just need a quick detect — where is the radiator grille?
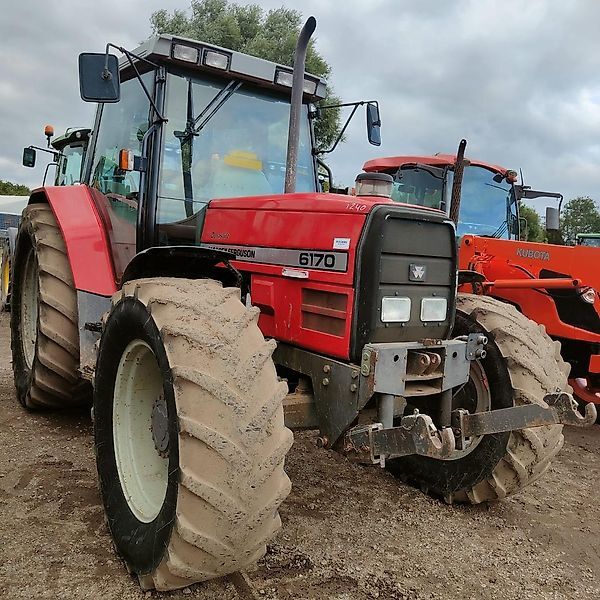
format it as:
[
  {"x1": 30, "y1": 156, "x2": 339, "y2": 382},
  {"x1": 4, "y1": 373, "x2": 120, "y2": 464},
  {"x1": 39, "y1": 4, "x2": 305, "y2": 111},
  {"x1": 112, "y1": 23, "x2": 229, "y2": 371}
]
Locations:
[{"x1": 352, "y1": 205, "x2": 456, "y2": 361}]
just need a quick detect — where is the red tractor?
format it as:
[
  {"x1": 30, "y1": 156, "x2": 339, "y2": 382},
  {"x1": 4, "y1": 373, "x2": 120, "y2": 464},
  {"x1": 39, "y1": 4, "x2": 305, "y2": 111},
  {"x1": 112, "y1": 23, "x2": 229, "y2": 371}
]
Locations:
[
  {"x1": 363, "y1": 146, "x2": 600, "y2": 407},
  {"x1": 10, "y1": 21, "x2": 593, "y2": 591}
]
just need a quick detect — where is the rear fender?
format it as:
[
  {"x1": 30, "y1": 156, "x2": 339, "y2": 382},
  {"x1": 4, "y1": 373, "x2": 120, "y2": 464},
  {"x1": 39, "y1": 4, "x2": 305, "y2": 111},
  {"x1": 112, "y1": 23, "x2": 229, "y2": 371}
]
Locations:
[{"x1": 28, "y1": 187, "x2": 117, "y2": 296}]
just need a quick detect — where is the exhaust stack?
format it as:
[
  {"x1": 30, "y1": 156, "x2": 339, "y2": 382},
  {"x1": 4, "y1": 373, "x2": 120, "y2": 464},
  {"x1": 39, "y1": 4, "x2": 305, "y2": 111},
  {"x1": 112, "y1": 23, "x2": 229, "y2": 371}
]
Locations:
[
  {"x1": 284, "y1": 16, "x2": 317, "y2": 194},
  {"x1": 449, "y1": 138, "x2": 467, "y2": 225}
]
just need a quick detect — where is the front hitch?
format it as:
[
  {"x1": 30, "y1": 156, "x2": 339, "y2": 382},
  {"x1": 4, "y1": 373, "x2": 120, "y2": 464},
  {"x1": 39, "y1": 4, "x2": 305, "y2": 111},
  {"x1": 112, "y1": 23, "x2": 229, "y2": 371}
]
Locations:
[
  {"x1": 344, "y1": 414, "x2": 456, "y2": 467},
  {"x1": 344, "y1": 392, "x2": 596, "y2": 466}
]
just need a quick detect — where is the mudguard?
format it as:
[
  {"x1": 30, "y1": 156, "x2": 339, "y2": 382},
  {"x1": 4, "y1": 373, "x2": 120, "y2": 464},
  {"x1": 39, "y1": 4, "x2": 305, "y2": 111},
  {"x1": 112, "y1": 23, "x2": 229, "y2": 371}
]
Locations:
[{"x1": 29, "y1": 186, "x2": 117, "y2": 296}]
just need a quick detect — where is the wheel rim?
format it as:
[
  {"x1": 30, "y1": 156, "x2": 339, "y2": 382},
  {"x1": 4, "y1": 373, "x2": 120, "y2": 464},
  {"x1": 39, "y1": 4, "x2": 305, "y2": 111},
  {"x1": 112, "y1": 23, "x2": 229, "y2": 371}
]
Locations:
[
  {"x1": 445, "y1": 360, "x2": 492, "y2": 460},
  {"x1": 20, "y1": 250, "x2": 39, "y2": 369},
  {"x1": 113, "y1": 339, "x2": 169, "y2": 523}
]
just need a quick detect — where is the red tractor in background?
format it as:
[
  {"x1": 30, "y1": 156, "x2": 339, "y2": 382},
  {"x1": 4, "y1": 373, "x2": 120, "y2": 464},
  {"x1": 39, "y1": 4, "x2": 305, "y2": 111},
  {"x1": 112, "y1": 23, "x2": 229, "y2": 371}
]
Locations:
[
  {"x1": 363, "y1": 147, "x2": 600, "y2": 407},
  {"x1": 9, "y1": 20, "x2": 594, "y2": 591}
]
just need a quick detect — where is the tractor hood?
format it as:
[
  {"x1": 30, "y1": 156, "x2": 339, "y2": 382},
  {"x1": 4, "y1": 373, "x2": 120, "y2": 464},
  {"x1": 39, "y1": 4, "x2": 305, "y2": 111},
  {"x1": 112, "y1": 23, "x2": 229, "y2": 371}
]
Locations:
[{"x1": 207, "y1": 191, "x2": 444, "y2": 216}]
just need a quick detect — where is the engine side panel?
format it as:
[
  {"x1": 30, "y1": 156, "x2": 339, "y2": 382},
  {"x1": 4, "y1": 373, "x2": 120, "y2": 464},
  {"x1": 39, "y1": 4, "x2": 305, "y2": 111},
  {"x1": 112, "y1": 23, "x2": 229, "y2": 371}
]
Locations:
[{"x1": 201, "y1": 202, "x2": 367, "y2": 359}]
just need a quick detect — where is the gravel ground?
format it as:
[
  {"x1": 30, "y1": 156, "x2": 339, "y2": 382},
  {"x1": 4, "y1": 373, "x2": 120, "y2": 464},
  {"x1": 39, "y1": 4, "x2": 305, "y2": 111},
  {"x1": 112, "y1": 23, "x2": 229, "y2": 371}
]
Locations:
[{"x1": 0, "y1": 310, "x2": 598, "y2": 600}]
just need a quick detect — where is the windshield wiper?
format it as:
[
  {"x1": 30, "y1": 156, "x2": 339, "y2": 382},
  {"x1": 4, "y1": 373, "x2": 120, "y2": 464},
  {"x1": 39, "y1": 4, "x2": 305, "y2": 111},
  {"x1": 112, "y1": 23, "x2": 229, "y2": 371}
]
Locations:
[{"x1": 173, "y1": 78, "x2": 243, "y2": 216}]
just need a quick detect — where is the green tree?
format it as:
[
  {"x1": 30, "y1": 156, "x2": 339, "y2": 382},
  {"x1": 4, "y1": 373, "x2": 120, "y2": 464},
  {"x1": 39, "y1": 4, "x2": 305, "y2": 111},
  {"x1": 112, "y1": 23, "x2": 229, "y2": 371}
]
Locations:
[
  {"x1": 560, "y1": 196, "x2": 600, "y2": 244},
  {"x1": 518, "y1": 202, "x2": 545, "y2": 242},
  {"x1": 150, "y1": 0, "x2": 341, "y2": 150},
  {"x1": 0, "y1": 180, "x2": 30, "y2": 196}
]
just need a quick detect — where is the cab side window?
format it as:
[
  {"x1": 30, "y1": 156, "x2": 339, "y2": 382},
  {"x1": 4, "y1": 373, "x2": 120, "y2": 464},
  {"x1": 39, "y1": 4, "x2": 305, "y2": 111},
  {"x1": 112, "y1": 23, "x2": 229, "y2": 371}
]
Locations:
[{"x1": 89, "y1": 75, "x2": 152, "y2": 199}]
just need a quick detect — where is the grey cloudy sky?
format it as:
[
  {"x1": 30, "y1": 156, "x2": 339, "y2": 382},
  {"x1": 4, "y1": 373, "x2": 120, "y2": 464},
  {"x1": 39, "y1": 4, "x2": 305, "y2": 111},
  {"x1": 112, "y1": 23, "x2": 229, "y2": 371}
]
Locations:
[{"x1": 1, "y1": 0, "x2": 600, "y2": 212}]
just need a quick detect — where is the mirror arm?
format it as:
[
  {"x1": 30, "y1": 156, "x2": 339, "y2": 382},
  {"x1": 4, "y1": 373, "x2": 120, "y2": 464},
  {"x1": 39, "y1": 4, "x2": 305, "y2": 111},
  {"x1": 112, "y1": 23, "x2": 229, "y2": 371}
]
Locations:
[
  {"x1": 315, "y1": 99, "x2": 380, "y2": 156},
  {"x1": 316, "y1": 103, "x2": 360, "y2": 156},
  {"x1": 105, "y1": 43, "x2": 167, "y2": 122},
  {"x1": 28, "y1": 145, "x2": 59, "y2": 160}
]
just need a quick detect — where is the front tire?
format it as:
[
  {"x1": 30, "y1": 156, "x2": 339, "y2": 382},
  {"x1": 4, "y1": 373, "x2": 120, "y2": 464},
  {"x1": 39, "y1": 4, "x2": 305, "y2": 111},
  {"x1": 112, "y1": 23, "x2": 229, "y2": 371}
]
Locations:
[
  {"x1": 94, "y1": 278, "x2": 292, "y2": 591},
  {"x1": 387, "y1": 294, "x2": 567, "y2": 503}
]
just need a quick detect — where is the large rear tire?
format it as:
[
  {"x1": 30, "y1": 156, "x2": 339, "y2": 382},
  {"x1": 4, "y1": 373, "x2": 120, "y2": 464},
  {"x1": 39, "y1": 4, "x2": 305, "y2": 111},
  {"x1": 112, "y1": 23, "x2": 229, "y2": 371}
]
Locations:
[
  {"x1": 387, "y1": 294, "x2": 567, "y2": 503},
  {"x1": 10, "y1": 204, "x2": 82, "y2": 409},
  {"x1": 94, "y1": 278, "x2": 292, "y2": 591}
]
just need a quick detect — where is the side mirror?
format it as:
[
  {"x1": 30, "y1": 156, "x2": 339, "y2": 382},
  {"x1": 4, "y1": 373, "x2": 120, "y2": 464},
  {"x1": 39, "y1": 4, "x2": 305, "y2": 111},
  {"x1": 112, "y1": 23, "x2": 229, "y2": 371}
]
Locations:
[
  {"x1": 78, "y1": 52, "x2": 120, "y2": 103},
  {"x1": 545, "y1": 206, "x2": 560, "y2": 232},
  {"x1": 366, "y1": 102, "x2": 381, "y2": 146},
  {"x1": 23, "y1": 147, "x2": 36, "y2": 168}
]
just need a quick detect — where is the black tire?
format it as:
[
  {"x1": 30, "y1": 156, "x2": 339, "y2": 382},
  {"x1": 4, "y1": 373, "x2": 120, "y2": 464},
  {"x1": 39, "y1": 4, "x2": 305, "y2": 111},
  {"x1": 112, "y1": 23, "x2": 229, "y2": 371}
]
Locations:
[
  {"x1": 94, "y1": 278, "x2": 292, "y2": 591},
  {"x1": 10, "y1": 204, "x2": 82, "y2": 409},
  {"x1": 387, "y1": 294, "x2": 567, "y2": 504}
]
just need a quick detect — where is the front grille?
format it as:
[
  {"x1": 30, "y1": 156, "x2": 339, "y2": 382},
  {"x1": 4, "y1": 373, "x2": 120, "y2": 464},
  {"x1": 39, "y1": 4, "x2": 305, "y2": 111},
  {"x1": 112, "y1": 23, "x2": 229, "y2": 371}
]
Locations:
[{"x1": 351, "y1": 205, "x2": 456, "y2": 361}]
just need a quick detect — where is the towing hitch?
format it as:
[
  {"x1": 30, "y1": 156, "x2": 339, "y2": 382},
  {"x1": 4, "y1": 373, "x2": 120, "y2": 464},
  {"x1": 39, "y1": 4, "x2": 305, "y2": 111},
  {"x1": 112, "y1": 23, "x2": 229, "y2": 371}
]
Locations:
[{"x1": 344, "y1": 392, "x2": 596, "y2": 467}]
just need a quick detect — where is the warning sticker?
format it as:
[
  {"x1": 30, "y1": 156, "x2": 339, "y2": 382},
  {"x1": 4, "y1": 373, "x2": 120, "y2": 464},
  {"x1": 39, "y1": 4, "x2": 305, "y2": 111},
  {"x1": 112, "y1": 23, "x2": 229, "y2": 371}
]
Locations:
[{"x1": 333, "y1": 237, "x2": 351, "y2": 250}]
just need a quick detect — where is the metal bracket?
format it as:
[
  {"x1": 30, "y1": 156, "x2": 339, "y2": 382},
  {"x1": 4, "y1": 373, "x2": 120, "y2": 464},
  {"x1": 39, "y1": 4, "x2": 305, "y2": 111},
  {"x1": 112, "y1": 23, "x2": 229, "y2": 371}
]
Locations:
[
  {"x1": 465, "y1": 333, "x2": 488, "y2": 361},
  {"x1": 344, "y1": 422, "x2": 384, "y2": 466}
]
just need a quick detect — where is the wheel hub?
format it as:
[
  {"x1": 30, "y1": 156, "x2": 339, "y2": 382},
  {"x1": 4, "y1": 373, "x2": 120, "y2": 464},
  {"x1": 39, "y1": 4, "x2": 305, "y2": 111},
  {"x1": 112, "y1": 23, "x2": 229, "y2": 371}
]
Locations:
[{"x1": 151, "y1": 394, "x2": 169, "y2": 457}]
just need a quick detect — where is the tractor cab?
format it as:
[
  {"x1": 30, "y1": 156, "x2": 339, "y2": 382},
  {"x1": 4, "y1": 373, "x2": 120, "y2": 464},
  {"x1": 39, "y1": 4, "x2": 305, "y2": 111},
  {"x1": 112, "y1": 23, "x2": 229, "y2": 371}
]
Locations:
[
  {"x1": 22, "y1": 126, "x2": 90, "y2": 187},
  {"x1": 76, "y1": 35, "x2": 381, "y2": 278},
  {"x1": 363, "y1": 155, "x2": 523, "y2": 239},
  {"x1": 51, "y1": 128, "x2": 90, "y2": 186},
  {"x1": 576, "y1": 233, "x2": 600, "y2": 248},
  {"x1": 363, "y1": 154, "x2": 567, "y2": 241}
]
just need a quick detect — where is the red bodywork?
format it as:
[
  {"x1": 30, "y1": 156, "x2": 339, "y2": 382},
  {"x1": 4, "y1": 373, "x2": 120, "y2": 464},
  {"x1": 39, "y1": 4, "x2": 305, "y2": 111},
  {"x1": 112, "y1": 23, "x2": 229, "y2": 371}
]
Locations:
[
  {"x1": 364, "y1": 154, "x2": 600, "y2": 403},
  {"x1": 31, "y1": 187, "x2": 117, "y2": 296},
  {"x1": 363, "y1": 154, "x2": 509, "y2": 176},
  {"x1": 203, "y1": 192, "x2": 402, "y2": 360},
  {"x1": 39, "y1": 185, "x2": 436, "y2": 362}
]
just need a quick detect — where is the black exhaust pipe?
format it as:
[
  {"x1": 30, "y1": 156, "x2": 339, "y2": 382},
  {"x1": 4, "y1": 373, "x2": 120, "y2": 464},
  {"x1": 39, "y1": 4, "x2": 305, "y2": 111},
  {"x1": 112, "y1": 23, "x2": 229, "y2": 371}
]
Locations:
[
  {"x1": 284, "y1": 16, "x2": 317, "y2": 194},
  {"x1": 449, "y1": 138, "x2": 467, "y2": 225}
]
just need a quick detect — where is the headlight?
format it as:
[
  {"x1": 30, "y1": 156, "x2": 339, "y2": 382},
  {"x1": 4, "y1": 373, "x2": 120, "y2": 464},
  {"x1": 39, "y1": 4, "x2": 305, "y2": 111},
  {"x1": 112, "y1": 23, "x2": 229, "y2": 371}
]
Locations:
[
  {"x1": 581, "y1": 287, "x2": 597, "y2": 304},
  {"x1": 420, "y1": 297, "x2": 447, "y2": 322},
  {"x1": 172, "y1": 44, "x2": 200, "y2": 63},
  {"x1": 381, "y1": 297, "x2": 411, "y2": 322}
]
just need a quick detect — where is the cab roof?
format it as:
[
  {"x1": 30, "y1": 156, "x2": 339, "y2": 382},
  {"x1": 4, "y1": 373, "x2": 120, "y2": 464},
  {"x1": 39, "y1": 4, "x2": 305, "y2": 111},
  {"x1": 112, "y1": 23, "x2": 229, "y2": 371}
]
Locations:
[
  {"x1": 122, "y1": 34, "x2": 327, "y2": 102},
  {"x1": 363, "y1": 154, "x2": 509, "y2": 176},
  {"x1": 51, "y1": 128, "x2": 91, "y2": 151}
]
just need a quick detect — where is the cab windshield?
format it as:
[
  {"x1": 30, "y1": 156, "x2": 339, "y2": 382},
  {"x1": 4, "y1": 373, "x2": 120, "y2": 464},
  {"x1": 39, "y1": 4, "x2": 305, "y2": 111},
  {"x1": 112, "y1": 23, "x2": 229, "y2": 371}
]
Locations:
[
  {"x1": 158, "y1": 71, "x2": 316, "y2": 226},
  {"x1": 387, "y1": 164, "x2": 516, "y2": 239},
  {"x1": 389, "y1": 165, "x2": 445, "y2": 210},
  {"x1": 456, "y1": 166, "x2": 515, "y2": 239},
  {"x1": 578, "y1": 236, "x2": 600, "y2": 248}
]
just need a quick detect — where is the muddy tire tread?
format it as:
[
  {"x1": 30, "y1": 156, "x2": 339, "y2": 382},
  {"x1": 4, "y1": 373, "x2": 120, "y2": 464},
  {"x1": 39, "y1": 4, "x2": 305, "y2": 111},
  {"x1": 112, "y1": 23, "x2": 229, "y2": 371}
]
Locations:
[
  {"x1": 449, "y1": 294, "x2": 566, "y2": 503},
  {"x1": 117, "y1": 278, "x2": 292, "y2": 591},
  {"x1": 11, "y1": 204, "x2": 81, "y2": 408}
]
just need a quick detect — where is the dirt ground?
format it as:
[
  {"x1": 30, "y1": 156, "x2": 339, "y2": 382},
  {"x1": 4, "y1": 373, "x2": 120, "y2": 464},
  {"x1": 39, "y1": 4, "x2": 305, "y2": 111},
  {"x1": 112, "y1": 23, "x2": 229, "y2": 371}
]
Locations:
[{"x1": 0, "y1": 311, "x2": 599, "y2": 600}]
